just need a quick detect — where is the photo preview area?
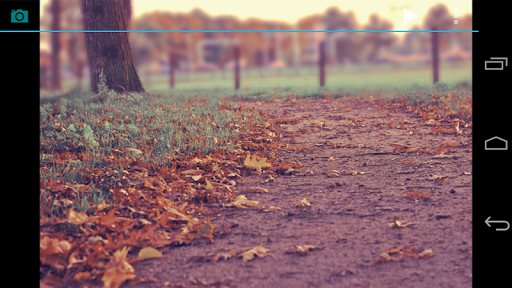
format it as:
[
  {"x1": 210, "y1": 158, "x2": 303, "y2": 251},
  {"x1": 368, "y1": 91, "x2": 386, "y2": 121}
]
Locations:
[{"x1": 34, "y1": 1, "x2": 491, "y2": 288}]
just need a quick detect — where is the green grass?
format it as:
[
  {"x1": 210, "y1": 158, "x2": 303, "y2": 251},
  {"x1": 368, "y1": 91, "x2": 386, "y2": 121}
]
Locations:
[{"x1": 40, "y1": 69, "x2": 268, "y2": 224}]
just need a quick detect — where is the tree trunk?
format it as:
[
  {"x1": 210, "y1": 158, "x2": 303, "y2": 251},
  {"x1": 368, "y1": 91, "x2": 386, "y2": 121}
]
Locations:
[
  {"x1": 50, "y1": 0, "x2": 62, "y2": 91},
  {"x1": 78, "y1": 0, "x2": 144, "y2": 94},
  {"x1": 121, "y1": 0, "x2": 132, "y2": 30}
]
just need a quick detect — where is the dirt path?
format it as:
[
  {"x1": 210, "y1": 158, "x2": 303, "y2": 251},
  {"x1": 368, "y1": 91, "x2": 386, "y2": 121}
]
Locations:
[{"x1": 109, "y1": 96, "x2": 472, "y2": 288}]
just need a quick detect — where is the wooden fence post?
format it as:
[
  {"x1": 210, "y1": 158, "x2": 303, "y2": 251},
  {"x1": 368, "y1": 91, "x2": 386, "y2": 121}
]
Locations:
[
  {"x1": 169, "y1": 52, "x2": 175, "y2": 88},
  {"x1": 234, "y1": 46, "x2": 240, "y2": 90},
  {"x1": 431, "y1": 26, "x2": 439, "y2": 84},
  {"x1": 319, "y1": 41, "x2": 326, "y2": 87}
]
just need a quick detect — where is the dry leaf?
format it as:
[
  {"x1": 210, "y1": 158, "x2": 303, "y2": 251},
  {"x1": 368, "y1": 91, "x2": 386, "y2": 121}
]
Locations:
[
  {"x1": 373, "y1": 252, "x2": 399, "y2": 264},
  {"x1": 390, "y1": 143, "x2": 410, "y2": 150},
  {"x1": 74, "y1": 271, "x2": 91, "y2": 282},
  {"x1": 294, "y1": 193, "x2": 311, "y2": 207},
  {"x1": 96, "y1": 200, "x2": 108, "y2": 212},
  {"x1": 293, "y1": 245, "x2": 322, "y2": 255},
  {"x1": 433, "y1": 153, "x2": 453, "y2": 158},
  {"x1": 386, "y1": 246, "x2": 403, "y2": 255},
  {"x1": 205, "y1": 179, "x2": 214, "y2": 190},
  {"x1": 124, "y1": 148, "x2": 142, "y2": 155},
  {"x1": 136, "y1": 247, "x2": 163, "y2": 262},
  {"x1": 191, "y1": 174, "x2": 202, "y2": 181},
  {"x1": 101, "y1": 246, "x2": 136, "y2": 288},
  {"x1": 258, "y1": 206, "x2": 281, "y2": 212},
  {"x1": 237, "y1": 244, "x2": 274, "y2": 262},
  {"x1": 244, "y1": 153, "x2": 272, "y2": 168},
  {"x1": 182, "y1": 169, "x2": 204, "y2": 174},
  {"x1": 68, "y1": 208, "x2": 88, "y2": 225},
  {"x1": 197, "y1": 217, "x2": 215, "y2": 239},
  {"x1": 223, "y1": 195, "x2": 259, "y2": 209},
  {"x1": 418, "y1": 249, "x2": 435, "y2": 258},
  {"x1": 387, "y1": 221, "x2": 415, "y2": 228},
  {"x1": 428, "y1": 174, "x2": 447, "y2": 181}
]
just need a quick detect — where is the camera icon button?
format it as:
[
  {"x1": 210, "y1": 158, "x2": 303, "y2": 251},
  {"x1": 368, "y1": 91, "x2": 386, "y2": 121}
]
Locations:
[{"x1": 11, "y1": 9, "x2": 29, "y2": 23}]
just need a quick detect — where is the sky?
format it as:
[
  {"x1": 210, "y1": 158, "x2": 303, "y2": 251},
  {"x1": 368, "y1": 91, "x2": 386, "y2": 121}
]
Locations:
[{"x1": 40, "y1": 0, "x2": 471, "y2": 45}]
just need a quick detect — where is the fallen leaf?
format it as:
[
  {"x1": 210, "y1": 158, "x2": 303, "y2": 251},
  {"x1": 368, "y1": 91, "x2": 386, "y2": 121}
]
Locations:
[
  {"x1": 238, "y1": 244, "x2": 275, "y2": 262},
  {"x1": 96, "y1": 200, "x2": 108, "y2": 212},
  {"x1": 344, "y1": 170, "x2": 369, "y2": 175},
  {"x1": 387, "y1": 221, "x2": 415, "y2": 228},
  {"x1": 101, "y1": 246, "x2": 136, "y2": 288},
  {"x1": 182, "y1": 169, "x2": 205, "y2": 174},
  {"x1": 258, "y1": 206, "x2": 281, "y2": 212},
  {"x1": 401, "y1": 189, "x2": 432, "y2": 201},
  {"x1": 386, "y1": 246, "x2": 403, "y2": 254},
  {"x1": 74, "y1": 272, "x2": 90, "y2": 282},
  {"x1": 135, "y1": 247, "x2": 163, "y2": 262},
  {"x1": 244, "y1": 153, "x2": 272, "y2": 168},
  {"x1": 223, "y1": 195, "x2": 259, "y2": 209},
  {"x1": 144, "y1": 178, "x2": 154, "y2": 188},
  {"x1": 68, "y1": 208, "x2": 88, "y2": 225},
  {"x1": 433, "y1": 153, "x2": 453, "y2": 158},
  {"x1": 294, "y1": 193, "x2": 311, "y2": 207},
  {"x1": 205, "y1": 179, "x2": 214, "y2": 190},
  {"x1": 286, "y1": 245, "x2": 322, "y2": 256},
  {"x1": 197, "y1": 217, "x2": 216, "y2": 239},
  {"x1": 373, "y1": 252, "x2": 399, "y2": 264},
  {"x1": 418, "y1": 249, "x2": 435, "y2": 258},
  {"x1": 390, "y1": 143, "x2": 410, "y2": 150},
  {"x1": 428, "y1": 174, "x2": 447, "y2": 181},
  {"x1": 191, "y1": 174, "x2": 202, "y2": 181},
  {"x1": 124, "y1": 148, "x2": 142, "y2": 155}
]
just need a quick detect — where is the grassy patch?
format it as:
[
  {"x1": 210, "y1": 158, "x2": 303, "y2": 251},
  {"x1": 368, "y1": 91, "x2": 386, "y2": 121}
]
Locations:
[{"x1": 40, "y1": 69, "x2": 264, "y2": 225}]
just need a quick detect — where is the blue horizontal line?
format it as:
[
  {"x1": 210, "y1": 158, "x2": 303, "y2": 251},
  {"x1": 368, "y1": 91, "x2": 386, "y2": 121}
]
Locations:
[{"x1": 2, "y1": 30, "x2": 478, "y2": 33}]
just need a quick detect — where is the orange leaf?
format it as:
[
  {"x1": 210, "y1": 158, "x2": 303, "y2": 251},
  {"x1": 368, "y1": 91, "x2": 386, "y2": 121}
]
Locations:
[
  {"x1": 101, "y1": 247, "x2": 136, "y2": 288},
  {"x1": 197, "y1": 217, "x2": 216, "y2": 239},
  {"x1": 244, "y1": 153, "x2": 271, "y2": 168},
  {"x1": 294, "y1": 193, "x2": 311, "y2": 207},
  {"x1": 223, "y1": 195, "x2": 259, "y2": 209},
  {"x1": 238, "y1": 244, "x2": 275, "y2": 262},
  {"x1": 135, "y1": 247, "x2": 163, "y2": 262},
  {"x1": 68, "y1": 208, "x2": 88, "y2": 225},
  {"x1": 205, "y1": 179, "x2": 214, "y2": 190}
]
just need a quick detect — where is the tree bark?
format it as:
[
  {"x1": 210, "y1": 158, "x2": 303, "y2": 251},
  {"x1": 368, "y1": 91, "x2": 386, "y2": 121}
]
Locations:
[
  {"x1": 78, "y1": 0, "x2": 144, "y2": 94},
  {"x1": 121, "y1": 0, "x2": 132, "y2": 30},
  {"x1": 50, "y1": 0, "x2": 62, "y2": 91}
]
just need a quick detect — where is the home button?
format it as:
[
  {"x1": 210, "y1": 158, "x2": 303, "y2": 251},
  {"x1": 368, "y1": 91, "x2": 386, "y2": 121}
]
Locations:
[{"x1": 485, "y1": 136, "x2": 508, "y2": 150}]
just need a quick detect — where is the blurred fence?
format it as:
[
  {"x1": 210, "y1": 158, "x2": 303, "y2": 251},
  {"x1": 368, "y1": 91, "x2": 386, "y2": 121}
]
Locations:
[
  {"x1": 41, "y1": 36, "x2": 472, "y2": 94},
  {"x1": 139, "y1": 61, "x2": 470, "y2": 87}
]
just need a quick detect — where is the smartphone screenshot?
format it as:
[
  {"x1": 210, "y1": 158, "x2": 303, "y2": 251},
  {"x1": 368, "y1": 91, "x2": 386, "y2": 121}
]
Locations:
[{"x1": 0, "y1": 0, "x2": 502, "y2": 286}]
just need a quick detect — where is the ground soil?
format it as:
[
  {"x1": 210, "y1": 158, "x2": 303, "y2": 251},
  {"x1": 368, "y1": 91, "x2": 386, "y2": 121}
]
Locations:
[{"x1": 78, "y1": 96, "x2": 472, "y2": 288}]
